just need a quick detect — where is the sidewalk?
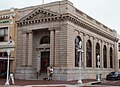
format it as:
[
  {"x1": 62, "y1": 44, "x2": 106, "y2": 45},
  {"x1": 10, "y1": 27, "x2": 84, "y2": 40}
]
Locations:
[{"x1": 0, "y1": 78, "x2": 98, "y2": 87}]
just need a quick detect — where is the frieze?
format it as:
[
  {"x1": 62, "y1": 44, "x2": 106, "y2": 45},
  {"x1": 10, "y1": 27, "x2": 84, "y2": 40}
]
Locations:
[{"x1": 17, "y1": 12, "x2": 118, "y2": 42}]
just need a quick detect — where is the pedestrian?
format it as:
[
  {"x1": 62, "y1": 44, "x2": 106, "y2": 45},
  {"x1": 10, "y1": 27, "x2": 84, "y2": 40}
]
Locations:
[
  {"x1": 47, "y1": 65, "x2": 53, "y2": 80},
  {"x1": 9, "y1": 72, "x2": 15, "y2": 84},
  {"x1": 49, "y1": 66, "x2": 53, "y2": 80}
]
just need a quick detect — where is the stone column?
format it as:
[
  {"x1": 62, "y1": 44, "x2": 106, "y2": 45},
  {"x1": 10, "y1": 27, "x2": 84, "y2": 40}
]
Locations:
[
  {"x1": 93, "y1": 38, "x2": 96, "y2": 68},
  {"x1": 114, "y1": 42, "x2": 119, "y2": 71},
  {"x1": 101, "y1": 41, "x2": 104, "y2": 68},
  {"x1": 22, "y1": 31, "x2": 27, "y2": 66},
  {"x1": 107, "y1": 43, "x2": 110, "y2": 68},
  {"x1": 49, "y1": 28, "x2": 55, "y2": 66},
  {"x1": 83, "y1": 33, "x2": 86, "y2": 68},
  {"x1": 27, "y1": 30, "x2": 33, "y2": 66},
  {"x1": 100, "y1": 40, "x2": 102, "y2": 68}
]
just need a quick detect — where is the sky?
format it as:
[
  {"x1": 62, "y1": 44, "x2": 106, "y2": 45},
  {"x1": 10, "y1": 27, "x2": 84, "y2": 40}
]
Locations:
[{"x1": 0, "y1": 0, "x2": 120, "y2": 34}]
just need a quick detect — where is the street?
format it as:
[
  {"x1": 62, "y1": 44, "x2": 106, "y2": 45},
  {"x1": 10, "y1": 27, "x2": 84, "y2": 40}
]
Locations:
[
  {"x1": 100, "y1": 80, "x2": 120, "y2": 86},
  {"x1": 83, "y1": 80, "x2": 120, "y2": 87},
  {"x1": 0, "y1": 78, "x2": 120, "y2": 87}
]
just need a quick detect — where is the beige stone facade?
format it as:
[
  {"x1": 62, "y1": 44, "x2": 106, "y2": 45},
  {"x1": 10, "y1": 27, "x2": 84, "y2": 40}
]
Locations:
[
  {"x1": 117, "y1": 34, "x2": 120, "y2": 71},
  {"x1": 15, "y1": 0, "x2": 119, "y2": 81}
]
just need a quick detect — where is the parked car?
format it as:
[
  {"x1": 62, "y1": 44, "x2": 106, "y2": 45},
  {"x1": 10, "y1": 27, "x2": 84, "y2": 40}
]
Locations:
[{"x1": 106, "y1": 72, "x2": 120, "y2": 80}]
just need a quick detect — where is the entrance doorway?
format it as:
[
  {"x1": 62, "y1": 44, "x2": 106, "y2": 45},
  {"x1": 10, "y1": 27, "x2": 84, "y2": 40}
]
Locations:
[
  {"x1": 0, "y1": 60, "x2": 7, "y2": 78},
  {"x1": 41, "y1": 51, "x2": 50, "y2": 73}
]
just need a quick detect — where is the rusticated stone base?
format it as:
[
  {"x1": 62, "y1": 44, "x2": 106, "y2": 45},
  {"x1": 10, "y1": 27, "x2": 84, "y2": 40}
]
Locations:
[
  {"x1": 15, "y1": 66, "x2": 114, "y2": 81},
  {"x1": 52, "y1": 67, "x2": 114, "y2": 81},
  {"x1": 15, "y1": 66, "x2": 37, "y2": 80}
]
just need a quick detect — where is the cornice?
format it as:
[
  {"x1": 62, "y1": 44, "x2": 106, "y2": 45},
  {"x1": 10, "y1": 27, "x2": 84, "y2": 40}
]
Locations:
[{"x1": 17, "y1": 13, "x2": 118, "y2": 42}]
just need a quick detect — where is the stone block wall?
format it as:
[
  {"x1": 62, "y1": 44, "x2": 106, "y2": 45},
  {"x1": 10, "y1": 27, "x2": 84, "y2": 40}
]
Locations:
[{"x1": 15, "y1": 66, "x2": 37, "y2": 79}]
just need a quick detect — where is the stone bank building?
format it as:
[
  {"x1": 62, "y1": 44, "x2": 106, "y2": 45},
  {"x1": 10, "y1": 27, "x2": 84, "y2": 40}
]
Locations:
[{"x1": 15, "y1": 0, "x2": 119, "y2": 80}]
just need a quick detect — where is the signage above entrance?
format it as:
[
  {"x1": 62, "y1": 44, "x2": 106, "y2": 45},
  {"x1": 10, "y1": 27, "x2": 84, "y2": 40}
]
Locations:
[{"x1": 0, "y1": 20, "x2": 9, "y2": 24}]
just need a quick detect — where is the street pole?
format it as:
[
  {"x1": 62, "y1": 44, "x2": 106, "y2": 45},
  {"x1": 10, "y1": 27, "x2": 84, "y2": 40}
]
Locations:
[
  {"x1": 77, "y1": 41, "x2": 83, "y2": 84},
  {"x1": 5, "y1": 10, "x2": 15, "y2": 85},
  {"x1": 97, "y1": 55, "x2": 100, "y2": 81},
  {"x1": 5, "y1": 49, "x2": 11, "y2": 85}
]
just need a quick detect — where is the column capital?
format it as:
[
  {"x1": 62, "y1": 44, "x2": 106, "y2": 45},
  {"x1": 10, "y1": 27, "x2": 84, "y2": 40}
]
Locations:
[
  {"x1": 49, "y1": 26, "x2": 60, "y2": 31},
  {"x1": 26, "y1": 30, "x2": 32, "y2": 34}
]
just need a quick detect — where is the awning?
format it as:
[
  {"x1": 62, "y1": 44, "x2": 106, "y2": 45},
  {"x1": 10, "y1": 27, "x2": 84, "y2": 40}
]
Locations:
[{"x1": 0, "y1": 57, "x2": 14, "y2": 61}]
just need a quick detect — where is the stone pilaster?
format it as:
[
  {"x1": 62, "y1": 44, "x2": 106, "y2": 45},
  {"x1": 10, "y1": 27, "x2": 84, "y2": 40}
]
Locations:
[
  {"x1": 49, "y1": 28, "x2": 55, "y2": 66},
  {"x1": 54, "y1": 27, "x2": 60, "y2": 66},
  {"x1": 99, "y1": 40, "x2": 102, "y2": 68},
  {"x1": 27, "y1": 30, "x2": 33, "y2": 66},
  {"x1": 114, "y1": 42, "x2": 119, "y2": 71},
  {"x1": 101, "y1": 41, "x2": 104, "y2": 68},
  {"x1": 83, "y1": 33, "x2": 86, "y2": 68},
  {"x1": 22, "y1": 31, "x2": 27, "y2": 66},
  {"x1": 107, "y1": 43, "x2": 110, "y2": 68},
  {"x1": 93, "y1": 38, "x2": 96, "y2": 68}
]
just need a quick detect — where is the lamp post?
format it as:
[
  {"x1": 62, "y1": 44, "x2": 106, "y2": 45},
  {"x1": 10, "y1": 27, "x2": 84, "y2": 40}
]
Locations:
[
  {"x1": 97, "y1": 55, "x2": 100, "y2": 81},
  {"x1": 5, "y1": 49, "x2": 11, "y2": 85},
  {"x1": 77, "y1": 41, "x2": 83, "y2": 84},
  {"x1": 5, "y1": 39, "x2": 14, "y2": 85},
  {"x1": 5, "y1": 11, "x2": 15, "y2": 85}
]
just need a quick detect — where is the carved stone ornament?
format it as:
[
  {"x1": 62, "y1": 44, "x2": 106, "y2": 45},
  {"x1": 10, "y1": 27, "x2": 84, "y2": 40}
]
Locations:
[{"x1": 17, "y1": 7, "x2": 60, "y2": 24}]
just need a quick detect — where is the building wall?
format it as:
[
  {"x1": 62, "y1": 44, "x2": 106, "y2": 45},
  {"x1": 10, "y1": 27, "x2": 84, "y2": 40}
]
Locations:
[
  {"x1": 117, "y1": 34, "x2": 120, "y2": 71},
  {"x1": 0, "y1": 9, "x2": 16, "y2": 73},
  {"x1": 15, "y1": 0, "x2": 119, "y2": 80}
]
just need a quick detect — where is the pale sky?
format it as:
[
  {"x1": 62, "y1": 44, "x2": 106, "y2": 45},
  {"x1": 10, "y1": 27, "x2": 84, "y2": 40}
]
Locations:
[{"x1": 0, "y1": 0, "x2": 120, "y2": 34}]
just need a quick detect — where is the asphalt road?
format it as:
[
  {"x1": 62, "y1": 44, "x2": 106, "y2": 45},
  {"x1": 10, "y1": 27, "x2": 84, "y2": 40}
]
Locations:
[
  {"x1": 100, "y1": 80, "x2": 120, "y2": 86},
  {"x1": 83, "y1": 80, "x2": 120, "y2": 87}
]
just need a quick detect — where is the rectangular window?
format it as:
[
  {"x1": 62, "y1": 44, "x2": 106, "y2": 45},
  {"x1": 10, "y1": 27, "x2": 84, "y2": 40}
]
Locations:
[
  {"x1": 0, "y1": 52, "x2": 8, "y2": 57},
  {"x1": 119, "y1": 43, "x2": 120, "y2": 52},
  {"x1": 0, "y1": 52, "x2": 2, "y2": 57},
  {"x1": 119, "y1": 59, "x2": 120, "y2": 69},
  {"x1": 0, "y1": 27, "x2": 8, "y2": 42}
]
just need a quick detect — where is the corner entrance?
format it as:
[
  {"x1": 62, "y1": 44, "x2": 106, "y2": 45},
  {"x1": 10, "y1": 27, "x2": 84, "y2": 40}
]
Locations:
[{"x1": 41, "y1": 51, "x2": 50, "y2": 73}]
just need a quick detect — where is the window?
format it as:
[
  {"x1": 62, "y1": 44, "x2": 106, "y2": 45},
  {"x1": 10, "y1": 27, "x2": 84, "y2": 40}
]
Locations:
[
  {"x1": 0, "y1": 27, "x2": 8, "y2": 42},
  {"x1": 86, "y1": 40, "x2": 92, "y2": 67},
  {"x1": 0, "y1": 52, "x2": 8, "y2": 57},
  {"x1": 75, "y1": 36, "x2": 81, "y2": 67},
  {"x1": 96, "y1": 43, "x2": 100, "y2": 67},
  {"x1": 110, "y1": 47, "x2": 113, "y2": 68},
  {"x1": 119, "y1": 59, "x2": 120, "y2": 69},
  {"x1": 40, "y1": 36, "x2": 50, "y2": 44},
  {"x1": 118, "y1": 43, "x2": 120, "y2": 52},
  {"x1": 103, "y1": 45, "x2": 107, "y2": 68}
]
